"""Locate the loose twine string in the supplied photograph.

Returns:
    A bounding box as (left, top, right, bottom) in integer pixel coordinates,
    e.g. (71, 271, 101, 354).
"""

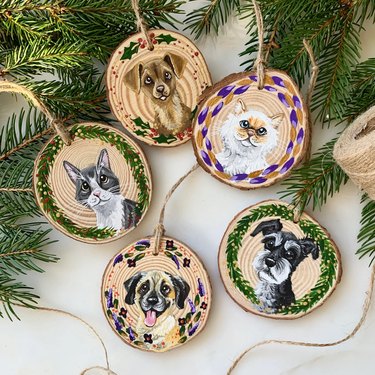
(14, 303, 117, 375)
(293, 38, 319, 223)
(333, 105, 375, 200)
(152, 163, 200, 255)
(227, 264, 375, 374)
(131, 0, 154, 51)
(0, 80, 71, 145)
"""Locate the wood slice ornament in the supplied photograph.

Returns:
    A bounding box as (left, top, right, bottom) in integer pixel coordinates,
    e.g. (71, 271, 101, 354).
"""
(33, 123, 152, 244)
(102, 236, 211, 352)
(218, 200, 342, 319)
(192, 70, 309, 189)
(106, 29, 212, 147)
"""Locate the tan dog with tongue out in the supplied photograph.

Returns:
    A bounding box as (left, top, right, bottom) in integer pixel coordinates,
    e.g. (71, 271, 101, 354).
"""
(124, 270, 190, 348)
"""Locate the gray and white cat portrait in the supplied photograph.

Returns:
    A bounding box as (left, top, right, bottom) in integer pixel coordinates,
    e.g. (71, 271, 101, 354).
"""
(63, 149, 138, 232)
(216, 99, 284, 175)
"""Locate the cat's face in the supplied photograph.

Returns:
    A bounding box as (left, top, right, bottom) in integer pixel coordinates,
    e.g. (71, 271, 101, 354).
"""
(63, 149, 120, 210)
(231, 99, 283, 148)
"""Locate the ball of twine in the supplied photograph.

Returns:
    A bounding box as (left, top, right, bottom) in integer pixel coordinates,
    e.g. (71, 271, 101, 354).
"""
(334, 105, 375, 200)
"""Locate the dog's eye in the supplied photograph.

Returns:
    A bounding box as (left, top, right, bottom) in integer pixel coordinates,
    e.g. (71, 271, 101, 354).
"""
(165, 72, 172, 80)
(285, 250, 295, 259)
(145, 76, 153, 85)
(257, 127, 267, 136)
(81, 182, 90, 191)
(161, 285, 170, 295)
(265, 240, 274, 250)
(140, 284, 149, 293)
(100, 175, 108, 183)
(239, 120, 250, 129)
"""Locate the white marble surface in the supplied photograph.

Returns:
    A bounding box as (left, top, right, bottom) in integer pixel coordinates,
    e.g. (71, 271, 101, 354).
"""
(0, 5, 374, 375)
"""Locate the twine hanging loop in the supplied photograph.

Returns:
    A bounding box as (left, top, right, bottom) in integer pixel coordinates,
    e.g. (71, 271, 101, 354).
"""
(152, 163, 199, 255)
(0, 80, 71, 145)
(252, 0, 266, 90)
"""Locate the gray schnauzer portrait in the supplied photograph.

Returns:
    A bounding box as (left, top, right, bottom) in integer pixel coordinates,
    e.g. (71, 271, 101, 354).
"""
(251, 219, 319, 313)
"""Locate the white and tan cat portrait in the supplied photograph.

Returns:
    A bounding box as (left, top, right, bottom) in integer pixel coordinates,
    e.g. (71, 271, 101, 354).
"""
(216, 99, 284, 175)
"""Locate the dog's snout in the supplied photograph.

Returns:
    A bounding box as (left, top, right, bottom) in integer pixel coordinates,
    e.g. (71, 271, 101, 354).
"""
(156, 85, 165, 93)
(146, 295, 158, 306)
(265, 257, 276, 268)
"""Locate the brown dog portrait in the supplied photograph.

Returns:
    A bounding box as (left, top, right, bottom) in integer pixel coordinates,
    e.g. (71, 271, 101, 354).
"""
(124, 53, 192, 135)
(124, 270, 190, 347)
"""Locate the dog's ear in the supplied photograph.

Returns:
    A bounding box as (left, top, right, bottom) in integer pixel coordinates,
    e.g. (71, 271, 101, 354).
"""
(163, 53, 187, 79)
(170, 275, 190, 309)
(234, 99, 247, 115)
(250, 219, 283, 237)
(97, 149, 110, 170)
(63, 161, 81, 184)
(124, 272, 145, 305)
(271, 113, 284, 128)
(300, 238, 320, 260)
(124, 63, 143, 93)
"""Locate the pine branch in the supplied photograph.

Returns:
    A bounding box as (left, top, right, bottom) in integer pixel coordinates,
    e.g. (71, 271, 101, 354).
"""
(0, 0, 184, 61)
(0, 273, 38, 320)
(0, 40, 91, 78)
(279, 138, 349, 212)
(0, 223, 58, 277)
(357, 196, 375, 264)
(185, 0, 240, 38)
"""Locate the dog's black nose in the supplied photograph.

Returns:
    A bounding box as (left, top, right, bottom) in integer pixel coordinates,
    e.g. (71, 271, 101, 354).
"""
(146, 296, 158, 305)
(265, 258, 276, 268)
(156, 85, 165, 93)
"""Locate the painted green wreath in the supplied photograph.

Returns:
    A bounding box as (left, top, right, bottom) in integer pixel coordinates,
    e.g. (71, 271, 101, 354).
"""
(225, 203, 339, 315)
(35, 124, 151, 240)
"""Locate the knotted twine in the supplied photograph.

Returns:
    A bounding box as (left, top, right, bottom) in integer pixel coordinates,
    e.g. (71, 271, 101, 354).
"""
(334, 105, 375, 200)
(152, 163, 199, 255)
(131, 0, 154, 51)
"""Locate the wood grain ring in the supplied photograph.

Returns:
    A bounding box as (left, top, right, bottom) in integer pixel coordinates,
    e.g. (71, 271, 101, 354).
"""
(101, 236, 212, 352)
(218, 200, 342, 319)
(107, 29, 212, 148)
(33, 123, 152, 244)
(192, 70, 309, 189)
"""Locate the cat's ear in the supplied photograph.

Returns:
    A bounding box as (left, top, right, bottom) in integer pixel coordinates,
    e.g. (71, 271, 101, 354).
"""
(63, 161, 81, 183)
(271, 113, 284, 128)
(98, 149, 111, 170)
(234, 99, 247, 115)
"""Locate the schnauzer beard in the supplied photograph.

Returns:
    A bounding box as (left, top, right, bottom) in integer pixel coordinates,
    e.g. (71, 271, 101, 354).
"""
(253, 250, 292, 284)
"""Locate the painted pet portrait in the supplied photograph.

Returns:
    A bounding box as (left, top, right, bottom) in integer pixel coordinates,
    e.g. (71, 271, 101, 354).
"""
(124, 53, 191, 136)
(63, 149, 138, 231)
(251, 219, 319, 313)
(124, 270, 190, 348)
(216, 99, 284, 175)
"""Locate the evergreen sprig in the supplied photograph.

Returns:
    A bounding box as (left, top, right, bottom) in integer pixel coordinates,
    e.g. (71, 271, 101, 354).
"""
(185, 0, 240, 38)
(357, 196, 375, 264)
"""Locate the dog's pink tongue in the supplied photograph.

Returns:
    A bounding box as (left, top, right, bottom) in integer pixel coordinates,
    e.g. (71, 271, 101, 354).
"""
(145, 310, 157, 327)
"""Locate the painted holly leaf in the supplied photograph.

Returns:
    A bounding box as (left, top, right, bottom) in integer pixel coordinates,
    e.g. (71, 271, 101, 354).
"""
(152, 133, 178, 144)
(133, 117, 149, 129)
(155, 34, 177, 44)
(121, 41, 139, 60)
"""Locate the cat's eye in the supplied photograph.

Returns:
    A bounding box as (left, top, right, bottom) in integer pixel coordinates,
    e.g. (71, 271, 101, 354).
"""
(165, 72, 172, 80)
(145, 76, 153, 85)
(81, 182, 89, 191)
(100, 175, 108, 183)
(161, 285, 170, 294)
(257, 127, 267, 136)
(239, 120, 250, 129)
